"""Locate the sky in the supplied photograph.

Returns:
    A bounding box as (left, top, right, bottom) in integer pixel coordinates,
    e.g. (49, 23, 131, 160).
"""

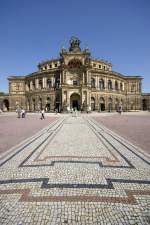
(0, 0, 150, 93)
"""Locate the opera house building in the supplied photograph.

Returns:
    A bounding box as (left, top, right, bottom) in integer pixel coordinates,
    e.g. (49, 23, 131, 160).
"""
(5, 37, 146, 112)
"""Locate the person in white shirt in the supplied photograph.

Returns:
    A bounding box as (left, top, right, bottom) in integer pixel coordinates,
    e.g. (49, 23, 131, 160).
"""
(21, 109, 26, 118)
(40, 109, 45, 120)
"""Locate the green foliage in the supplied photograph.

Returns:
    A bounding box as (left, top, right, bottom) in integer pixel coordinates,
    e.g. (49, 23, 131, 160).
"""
(0, 92, 5, 96)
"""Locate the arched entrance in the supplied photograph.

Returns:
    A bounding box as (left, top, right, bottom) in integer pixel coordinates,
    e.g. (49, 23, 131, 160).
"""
(91, 97, 95, 111)
(46, 97, 51, 112)
(70, 93, 80, 110)
(99, 97, 105, 111)
(3, 99, 9, 111)
(142, 99, 147, 110)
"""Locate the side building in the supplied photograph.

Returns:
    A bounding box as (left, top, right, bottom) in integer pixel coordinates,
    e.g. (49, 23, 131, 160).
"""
(7, 37, 145, 112)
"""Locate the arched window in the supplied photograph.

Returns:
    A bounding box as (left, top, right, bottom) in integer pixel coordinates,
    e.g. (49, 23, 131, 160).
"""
(32, 80, 35, 89)
(39, 79, 43, 89)
(115, 81, 118, 90)
(139, 82, 141, 92)
(99, 79, 104, 90)
(131, 84, 135, 92)
(47, 97, 50, 102)
(68, 59, 82, 69)
(56, 78, 60, 89)
(47, 79, 52, 88)
(91, 78, 95, 88)
(120, 83, 123, 91)
(108, 80, 112, 90)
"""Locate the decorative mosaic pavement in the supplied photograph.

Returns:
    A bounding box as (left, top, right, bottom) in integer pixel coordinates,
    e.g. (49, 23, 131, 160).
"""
(0, 115, 150, 225)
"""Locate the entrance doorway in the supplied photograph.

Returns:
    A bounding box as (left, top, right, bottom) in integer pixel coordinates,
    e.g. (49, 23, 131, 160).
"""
(91, 97, 95, 111)
(70, 93, 80, 110)
(99, 97, 105, 111)
(3, 99, 9, 111)
(142, 99, 147, 110)
(46, 103, 51, 112)
(72, 100, 78, 109)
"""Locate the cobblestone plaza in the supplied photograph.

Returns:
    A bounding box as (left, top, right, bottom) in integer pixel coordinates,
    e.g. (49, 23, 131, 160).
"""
(0, 112, 150, 224)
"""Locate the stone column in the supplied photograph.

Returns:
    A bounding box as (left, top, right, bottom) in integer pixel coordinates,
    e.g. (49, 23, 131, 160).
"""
(118, 81, 120, 91)
(105, 95, 108, 111)
(86, 71, 89, 85)
(81, 90, 84, 105)
(59, 72, 61, 86)
(62, 71, 64, 84)
(122, 82, 125, 91)
(89, 91, 91, 111)
(97, 76, 99, 89)
(25, 83, 29, 91)
(104, 77, 107, 90)
(87, 70, 91, 87)
(82, 72, 84, 85)
(42, 77, 45, 89)
(95, 93, 98, 111)
(52, 77, 55, 87)
(112, 79, 115, 90)
(64, 71, 66, 84)
(51, 95, 55, 111)
(30, 81, 33, 90)
(67, 91, 70, 108)
(45, 77, 47, 89)
(36, 78, 39, 89)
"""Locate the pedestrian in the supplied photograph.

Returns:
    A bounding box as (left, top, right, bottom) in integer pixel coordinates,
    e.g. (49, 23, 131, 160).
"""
(21, 109, 25, 118)
(75, 107, 78, 117)
(55, 108, 58, 115)
(40, 109, 45, 119)
(16, 108, 21, 118)
(118, 105, 122, 114)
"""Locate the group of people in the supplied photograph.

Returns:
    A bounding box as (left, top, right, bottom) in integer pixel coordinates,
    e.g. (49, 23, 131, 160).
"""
(16, 108, 46, 120)
(16, 108, 26, 118)
(15, 106, 123, 120)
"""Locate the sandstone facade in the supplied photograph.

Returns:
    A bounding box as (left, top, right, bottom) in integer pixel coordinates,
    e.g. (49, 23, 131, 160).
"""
(5, 37, 146, 112)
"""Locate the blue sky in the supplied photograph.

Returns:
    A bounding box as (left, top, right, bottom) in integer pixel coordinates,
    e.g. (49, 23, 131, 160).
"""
(0, 0, 150, 93)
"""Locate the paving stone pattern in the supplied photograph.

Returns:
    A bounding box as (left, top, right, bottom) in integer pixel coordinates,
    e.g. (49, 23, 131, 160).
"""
(0, 115, 57, 154)
(0, 115, 150, 225)
(93, 114, 150, 154)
